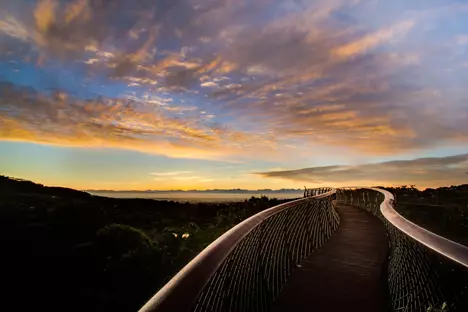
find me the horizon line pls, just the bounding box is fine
[84,188,305,193]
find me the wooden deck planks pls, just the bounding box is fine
[272,203,389,312]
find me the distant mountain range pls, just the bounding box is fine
[87,188,303,193]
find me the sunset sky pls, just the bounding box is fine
[1,0,468,190]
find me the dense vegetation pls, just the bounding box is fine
[0,176,293,312]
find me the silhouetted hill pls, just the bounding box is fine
[1,175,292,312]
[0,175,91,198]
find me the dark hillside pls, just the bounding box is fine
[0,176,291,312]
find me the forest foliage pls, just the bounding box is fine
[0,176,292,312]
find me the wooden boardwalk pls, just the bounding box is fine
[272,203,389,312]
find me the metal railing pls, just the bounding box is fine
[140,188,338,312]
[337,188,468,312]
[303,187,333,198]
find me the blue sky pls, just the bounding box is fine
[1,0,468,190]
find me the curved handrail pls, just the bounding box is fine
[370,187,468,268]
[140,189,336,312]
[339,187,468,268]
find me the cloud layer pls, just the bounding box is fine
[1,0,468,162]
[257,154,468,188]
[0,82,277,160]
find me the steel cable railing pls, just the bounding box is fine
[337,188,468,312]
[139,188,337,312]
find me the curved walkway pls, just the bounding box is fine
[273,203,389,312]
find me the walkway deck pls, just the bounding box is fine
[273,203,389,312]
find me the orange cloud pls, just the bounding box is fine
[333,20,415,58]
[64,0,91,24]
[34,0,56,33]
[0,83,278,161]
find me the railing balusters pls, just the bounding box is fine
[184,189,339,312]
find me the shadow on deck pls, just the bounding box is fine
[273,203,389,312]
